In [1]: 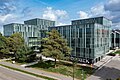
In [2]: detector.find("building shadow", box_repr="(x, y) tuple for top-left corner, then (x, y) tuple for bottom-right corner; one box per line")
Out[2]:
(92, 66), (120, 80)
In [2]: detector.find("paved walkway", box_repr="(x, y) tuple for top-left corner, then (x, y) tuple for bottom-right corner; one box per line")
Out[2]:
(93, 55), (113, 69)
(21, 61), (39, 67)
(0, 61), (75, 80)
(0, 66), (43, 80)
(86, 55), (120, 80)
(93, 49), (120, 69)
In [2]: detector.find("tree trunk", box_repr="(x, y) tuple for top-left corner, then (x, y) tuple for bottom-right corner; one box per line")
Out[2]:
(54, 58), (56, 68)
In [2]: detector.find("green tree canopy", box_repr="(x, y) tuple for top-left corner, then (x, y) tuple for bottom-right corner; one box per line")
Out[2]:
(7, 33), (24, 53)
(0, 33), (7, 47)
(0, 33), (9, 58)
(41, 29), (72, 67)
(15, 45), (35, 62)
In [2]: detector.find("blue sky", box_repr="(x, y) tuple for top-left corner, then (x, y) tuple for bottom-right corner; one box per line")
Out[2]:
(0, 0), (120, 33)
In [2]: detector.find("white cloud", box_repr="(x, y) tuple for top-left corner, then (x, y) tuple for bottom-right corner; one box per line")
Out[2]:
(42, 7), (56, 21)
(0, 0), (17, 34)
(42, 7), (68, 25)
(0, 0), (17, 15)
(56, 22), (69, 26)
(55, 10), (68, 19)
(91, 4), (105, 16)
(77, 3), (115, 19)
(105, 0), (120, 11)
(108, 0), (120, 4)
(0, 14), (13, 22)
(77, 11), (90, 19)
(4, 2), (17, 11)
(104, 0), (120, 22)
(77, 1), (120, 29)
(77, 2), (117, 19)
(0, 13), (18, 34)
(0, 27), (3, 34)
(112, 22), (120, 29)
(77, 4), (108, 19)
(80, 4), (110, 18)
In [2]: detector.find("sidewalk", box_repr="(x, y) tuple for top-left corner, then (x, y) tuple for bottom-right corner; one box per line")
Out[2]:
(0, 61), (75, 80)
(86, 55), (120, 80)
(93, 49), (120, 69)
(21, 61), (39, 67)
(93, 55), (114, 69)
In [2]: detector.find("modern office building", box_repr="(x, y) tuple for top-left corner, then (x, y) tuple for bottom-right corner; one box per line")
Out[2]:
(4, 17), (112, 64)
(3, 18), (55, 48)
(111, 29), (120, 49)
(49, 16), (112, 64)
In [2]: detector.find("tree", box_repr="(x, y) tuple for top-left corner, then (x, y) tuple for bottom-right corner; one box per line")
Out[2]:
(15, 45), (34, 62)
(41, 29), (72, 68)
(7, 33), (24, 53)
(0, 33), (9, 58)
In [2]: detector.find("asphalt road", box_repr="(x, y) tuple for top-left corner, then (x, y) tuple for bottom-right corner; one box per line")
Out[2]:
(0, 61), (74, 80)
(0, 66), (43, 80)
(87, 55), (120, 80)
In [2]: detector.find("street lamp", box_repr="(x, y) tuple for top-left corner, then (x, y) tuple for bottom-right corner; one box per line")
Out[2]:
(73, 60), (75, 80)
(80, 69), (84, 80)
(72, 57), (77, 80)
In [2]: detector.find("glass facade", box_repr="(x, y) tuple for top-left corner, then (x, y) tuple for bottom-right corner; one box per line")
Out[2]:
(3, 18), (55, 48)
(24, 18), (55, 30)
(4, 16), (112, 64)
(111, 30), (120, 48)
(49, 16), (112, 64)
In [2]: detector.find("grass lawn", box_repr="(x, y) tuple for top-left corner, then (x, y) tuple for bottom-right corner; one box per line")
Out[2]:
(113, 50), (120, 54)
(29, 60), (94, 79)
(0, 64), (56, 80)
(108, 50), (120, 56)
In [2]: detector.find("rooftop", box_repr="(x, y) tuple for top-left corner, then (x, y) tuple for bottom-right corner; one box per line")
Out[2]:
(72, 16), (111, 22)
(24, 18), (55, 22)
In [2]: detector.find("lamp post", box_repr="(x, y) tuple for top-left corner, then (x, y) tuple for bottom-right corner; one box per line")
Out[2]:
(73, 60), (75, 80)
(81, 69), (84, 80)
(72, 57), (77, 80)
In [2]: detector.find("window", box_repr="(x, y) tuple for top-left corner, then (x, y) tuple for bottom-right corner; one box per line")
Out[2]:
(86, 38), (90, 47)
(79, 28), (82, 37)
(86, 28), (91, 37)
